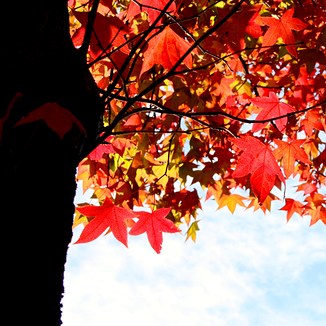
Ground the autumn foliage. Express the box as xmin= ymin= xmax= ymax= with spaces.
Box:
xmin=64 ymin=0 xmax=325 ymax=253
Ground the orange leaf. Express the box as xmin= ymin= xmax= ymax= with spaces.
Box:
xmin=273 ymin=139 xmax=312 ymax=178
xmin=123 ymin=114 xmax=142 ymax=129
xmin=15 ymin=102 xmax=86 ymax=139
xmin=301 ymin=109 xmax=326 ymax=136
xmin=310 ymin=207 xmax=326 ymax=226
xmin=297 ymin=182 xmax=317 ymax=196
xmin=129 ymin=208 xmax=180 ymax=254
xmin=141 ymin=26 xmax=193 ymax=75
xmin=75 ymin=197 xmax=136 ymax=247
xmin=306 ymin=193 xmax=326 ymax=226
xmin=260 ymin=8 xmax=308 ymax=57
xmin=217 ymin=194 xmax=247 ymax=214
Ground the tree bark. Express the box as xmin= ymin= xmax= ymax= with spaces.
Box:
xmin=0 ymin=1 xmax=102 ymax=325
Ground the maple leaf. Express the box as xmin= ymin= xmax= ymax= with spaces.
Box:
xmin=89 ymin=143 xmax=115 ymax=161
xmin=211 ymin=75 xmax=235 ymax=106
xmin=206 ymin=182 xmax=223 ymax=203
xmin=246 ymin=193 xmax=279 ymax=214
xmin=231 ymin=135 xmax=285 ymax=203
xmin=280 ymin=198 xmax=305 ymax=222
xmin=75 ymin=197 xmax=136 ymax=247
xmin=126 ymin=0 xmax=176 ymax=24
xmin=88 ymin=136 xmax=130 ymax=160
xmin=219 ymin=5 xmax=263 ymax=53
xmin=273 ymin=139 xmax=312 ymax=178
xmin=217 ymin=194 xmax=247 ymax=214
xmin=297 ymin=182 xmax=317 ymax=196
xmin=301 ymin=109 xmax=325 ymax=136
xmin=185 ymin=220 xmax=201 ymax=243
xmin=129 ymin=208 xmax=181 ymax=253
xmin=123 ymin=114 xmax=143 ymax=129
xmin=314 ymin=148 xmax=326 ymax=170
xmin=72 ymin=11 xmax=130 ymax=59
xmin=309 ymin=206 xmax=326 ymax=226
xmin=260 ymin=8 xmax=308 ymax=57
xmin=164 ymin=188 xmax=201 ymax=225
xmin=140 ymin=26 xmax=193 ymax=75
xmin=306 ymin=193 xmax=326 ymax=226
xmin=15 ymin=102 xmax=86 ymax=139
xmin=251 ymin=92 xmax=295 ymax=133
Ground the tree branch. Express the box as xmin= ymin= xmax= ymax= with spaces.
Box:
xmin=79 ymin=0 xmax=100 ymax=59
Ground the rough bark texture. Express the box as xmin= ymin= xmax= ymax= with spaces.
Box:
xmin=0 ymin=1 xmax=102 ymax=325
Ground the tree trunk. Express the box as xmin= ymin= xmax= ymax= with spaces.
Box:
xmin=0 ymin=1 xmax=102 ymax=325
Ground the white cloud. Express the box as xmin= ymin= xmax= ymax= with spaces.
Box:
xmin=62 ymin=201 xmax=326 ymax=326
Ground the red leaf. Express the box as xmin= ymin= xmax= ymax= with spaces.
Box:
xmin=219 ymin=5 xmax=263 ymax=52
xmin=123 ymin=114 xmax=142 ymax=129
xmin=75 ymin=197 xmax=136 ymax=247
xmin=129 ymin=208 xmax=180 ymax=254
xmin=15 ymin=102 xmax=86 ymax=139
xmin=141 ymin=26 xmax=193 ymax=75
xmin=72 ymin=11 xmax=130 ymax=59
xmin=126 ymin=0 xmax=176 ymax=24
xmin=89 ymin=143 xmax=115 ymax=161
xmin=232 ymin=135 xmax=285 ymax=203
xmin=251 ymin=92 xmax=295 ymax=133
xmin=280 ymin=198 xmax=305 ymax=222
xmin=260 ymin=8 xmax=308 ymax=57
xmin=88 ymin=136 xmax=127 ymax=160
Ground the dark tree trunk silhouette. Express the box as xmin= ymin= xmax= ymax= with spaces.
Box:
xmin=0 ymin=1 xmax=102 ymax=325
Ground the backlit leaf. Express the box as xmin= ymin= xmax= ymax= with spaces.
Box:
xmin=232 ymin=135 xmax=285 ymax=203
xmin=260 ymin=8 xmax=308 ymax=57
xmin=129 ymin=208 xmax=181 ymax=253
xmin=280 ymin=198 xmax=304 ymax=222
xmin=185 ymin=220 xmax=201 ymax=243
xmin=75 ymin=197 xmax=136 ymax=247
xmin=251 ymin=92 xmax=295 ymax=133
xmin=273 ymin=139 xmax=312 ymax=178
xmin=141 ymin=26 xmax=193 ymax=75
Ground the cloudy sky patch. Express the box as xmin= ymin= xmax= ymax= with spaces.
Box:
xmin=62 ymin=200 xmax=326 ymax=326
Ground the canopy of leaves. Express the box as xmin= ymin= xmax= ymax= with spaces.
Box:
xmin=68 ymin=0 xmax=326 ymax=252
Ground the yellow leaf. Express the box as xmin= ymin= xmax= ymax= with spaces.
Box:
xmin=186 ymin=220 xmax=201 ymax=242
xmin=72 ymin=210 xmax=90 ymax=229
xmin=152 ymin=164 xmax=167 ymax=178
xmin=217 ymin=194 xmax=246 ymax=213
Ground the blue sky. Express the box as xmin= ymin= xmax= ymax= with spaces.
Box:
xmin=61 ymin=183 xmax=326 ymax=326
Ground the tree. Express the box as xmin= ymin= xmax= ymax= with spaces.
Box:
xmin=0 ymin=0 xmax=324 ymax=325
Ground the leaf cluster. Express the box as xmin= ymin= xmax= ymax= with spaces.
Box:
xmin=66 ymin=0 xmax=325 ymax=252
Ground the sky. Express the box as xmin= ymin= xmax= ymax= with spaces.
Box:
xmin=61 ymin=182 xmax=326 ymax=326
